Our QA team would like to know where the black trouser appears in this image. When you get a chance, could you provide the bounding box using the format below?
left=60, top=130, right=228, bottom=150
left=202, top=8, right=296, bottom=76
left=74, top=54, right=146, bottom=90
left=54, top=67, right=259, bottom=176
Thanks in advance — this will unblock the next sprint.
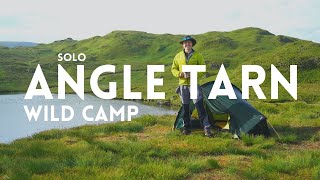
left=182, top=99, right=210, bottom=128
left=182, top=104, right=191, bottom=128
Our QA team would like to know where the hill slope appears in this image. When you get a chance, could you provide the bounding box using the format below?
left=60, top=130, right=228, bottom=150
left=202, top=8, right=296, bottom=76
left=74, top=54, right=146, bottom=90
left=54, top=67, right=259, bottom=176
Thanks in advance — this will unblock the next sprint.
left=0, top=27, right=319, bottom=104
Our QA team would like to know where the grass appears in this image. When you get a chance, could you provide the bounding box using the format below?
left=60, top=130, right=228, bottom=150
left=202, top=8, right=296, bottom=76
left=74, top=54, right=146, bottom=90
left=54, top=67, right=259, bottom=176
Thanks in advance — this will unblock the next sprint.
left=0, top=105, right=319, bottom=179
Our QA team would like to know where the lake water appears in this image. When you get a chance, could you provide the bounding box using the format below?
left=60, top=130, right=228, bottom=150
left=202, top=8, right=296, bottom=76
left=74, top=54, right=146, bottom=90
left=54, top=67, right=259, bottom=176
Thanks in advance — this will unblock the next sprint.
left=0, top=94, right=176, bottom=143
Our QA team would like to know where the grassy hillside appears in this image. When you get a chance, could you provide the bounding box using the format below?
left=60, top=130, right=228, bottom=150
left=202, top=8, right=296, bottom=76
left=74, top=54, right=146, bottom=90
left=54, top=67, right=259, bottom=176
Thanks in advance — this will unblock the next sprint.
left=0, top=113, right=319, bottom=179
left=0, top=27, right=319, bottom=104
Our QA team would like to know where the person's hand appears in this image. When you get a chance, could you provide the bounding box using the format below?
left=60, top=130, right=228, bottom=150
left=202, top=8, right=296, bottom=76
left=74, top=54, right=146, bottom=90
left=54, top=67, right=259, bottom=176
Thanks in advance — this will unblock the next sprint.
left=179, top=72, right=190, bottom=78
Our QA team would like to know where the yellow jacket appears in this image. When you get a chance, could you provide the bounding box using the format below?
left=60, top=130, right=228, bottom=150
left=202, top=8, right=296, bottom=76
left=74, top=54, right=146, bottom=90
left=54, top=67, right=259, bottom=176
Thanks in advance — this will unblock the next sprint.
left=171, top=50, right=206, bottom=85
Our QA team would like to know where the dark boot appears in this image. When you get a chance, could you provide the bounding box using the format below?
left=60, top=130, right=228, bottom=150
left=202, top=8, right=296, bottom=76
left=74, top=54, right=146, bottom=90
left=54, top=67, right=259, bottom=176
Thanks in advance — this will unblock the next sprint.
left=204, top=126, right=213, bottom=138
left=181, top=127, right=191, bottom=135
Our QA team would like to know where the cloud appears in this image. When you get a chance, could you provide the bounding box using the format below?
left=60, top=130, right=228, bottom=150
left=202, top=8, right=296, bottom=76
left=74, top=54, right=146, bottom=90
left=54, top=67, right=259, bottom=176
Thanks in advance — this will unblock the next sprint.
left=0, top=0, right=319, bottom=43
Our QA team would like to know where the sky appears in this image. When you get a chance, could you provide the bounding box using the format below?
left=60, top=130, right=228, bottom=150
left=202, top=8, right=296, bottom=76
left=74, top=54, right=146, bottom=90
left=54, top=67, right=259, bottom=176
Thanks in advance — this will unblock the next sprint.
left=0, top=0, right=319, bottom=43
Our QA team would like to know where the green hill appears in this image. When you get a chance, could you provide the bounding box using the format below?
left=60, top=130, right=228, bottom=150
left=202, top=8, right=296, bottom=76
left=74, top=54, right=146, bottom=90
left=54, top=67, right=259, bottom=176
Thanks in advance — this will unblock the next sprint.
left=0, top=27, right=320, bottom=104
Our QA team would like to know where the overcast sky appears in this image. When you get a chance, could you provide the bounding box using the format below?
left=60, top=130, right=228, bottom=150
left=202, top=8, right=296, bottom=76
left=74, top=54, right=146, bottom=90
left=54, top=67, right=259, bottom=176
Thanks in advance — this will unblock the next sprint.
left=0, top=0, right=319, bottom=43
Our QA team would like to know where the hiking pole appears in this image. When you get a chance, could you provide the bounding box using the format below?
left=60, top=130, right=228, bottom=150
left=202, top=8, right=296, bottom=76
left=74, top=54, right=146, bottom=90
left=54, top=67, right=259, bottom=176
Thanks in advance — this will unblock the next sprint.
left=267, top=120, right=281, bottom=140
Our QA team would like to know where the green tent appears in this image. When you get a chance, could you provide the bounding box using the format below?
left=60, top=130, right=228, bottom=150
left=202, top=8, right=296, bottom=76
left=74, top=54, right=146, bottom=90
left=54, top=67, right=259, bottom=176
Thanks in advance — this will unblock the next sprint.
left=173, top=81, right=270, bottom=137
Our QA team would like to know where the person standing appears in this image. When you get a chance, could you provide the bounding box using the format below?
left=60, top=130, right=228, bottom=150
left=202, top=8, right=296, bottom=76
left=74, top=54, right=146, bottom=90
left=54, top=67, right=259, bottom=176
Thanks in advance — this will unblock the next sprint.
left=171, top=35, right=213, bottom=137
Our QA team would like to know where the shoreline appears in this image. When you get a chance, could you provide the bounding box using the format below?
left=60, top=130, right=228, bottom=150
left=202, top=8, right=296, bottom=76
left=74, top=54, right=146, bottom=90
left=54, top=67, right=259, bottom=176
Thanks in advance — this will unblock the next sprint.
left=0, top=94, right=178, bottom=144
left=0, top=91, right=179, bottom=108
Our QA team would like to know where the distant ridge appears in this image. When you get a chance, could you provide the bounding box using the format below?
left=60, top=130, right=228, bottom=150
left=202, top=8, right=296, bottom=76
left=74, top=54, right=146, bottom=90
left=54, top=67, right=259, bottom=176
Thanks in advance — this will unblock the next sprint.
left=0, top=41, right=38, bottom=48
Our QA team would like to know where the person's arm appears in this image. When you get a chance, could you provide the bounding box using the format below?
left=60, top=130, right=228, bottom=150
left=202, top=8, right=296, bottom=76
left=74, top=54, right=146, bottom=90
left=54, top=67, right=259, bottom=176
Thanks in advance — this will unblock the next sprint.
left=171, top=55, right=181, bottom=78
left=198, top=53, right=206, bottom=78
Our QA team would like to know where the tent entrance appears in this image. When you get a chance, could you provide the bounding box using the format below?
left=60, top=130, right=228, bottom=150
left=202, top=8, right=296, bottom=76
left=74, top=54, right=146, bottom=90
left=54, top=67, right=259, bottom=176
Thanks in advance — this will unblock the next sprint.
left=174, top=102, right=230, bottom=130
left=191, top=105, right=230, bottom=130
